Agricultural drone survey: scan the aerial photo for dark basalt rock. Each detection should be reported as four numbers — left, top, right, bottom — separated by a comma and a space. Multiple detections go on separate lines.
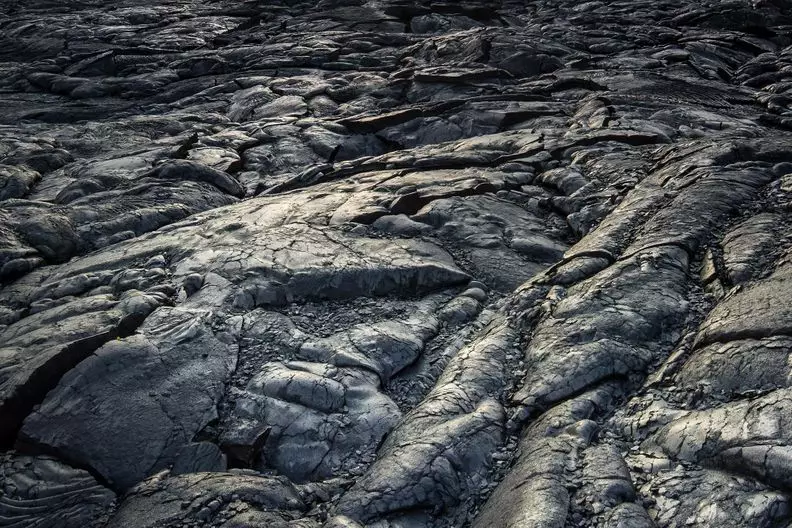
107, 470, 311, 528
1, 0, 792, 526
0, 454, 116, 528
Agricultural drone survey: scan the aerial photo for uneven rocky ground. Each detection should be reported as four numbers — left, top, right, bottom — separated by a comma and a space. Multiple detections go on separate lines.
1, 0, 792, 526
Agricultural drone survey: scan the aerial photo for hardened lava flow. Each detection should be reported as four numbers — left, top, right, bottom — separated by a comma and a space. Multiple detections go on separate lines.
2, 0, 792, 526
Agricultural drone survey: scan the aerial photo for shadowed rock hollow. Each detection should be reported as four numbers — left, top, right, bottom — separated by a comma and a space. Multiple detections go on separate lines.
1, 0, 792, 526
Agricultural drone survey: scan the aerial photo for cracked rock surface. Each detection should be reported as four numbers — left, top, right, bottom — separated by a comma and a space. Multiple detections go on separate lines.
1, 0, 792, 526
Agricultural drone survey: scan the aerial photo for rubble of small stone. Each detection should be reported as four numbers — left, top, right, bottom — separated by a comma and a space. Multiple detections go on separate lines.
1, 0, 792, 526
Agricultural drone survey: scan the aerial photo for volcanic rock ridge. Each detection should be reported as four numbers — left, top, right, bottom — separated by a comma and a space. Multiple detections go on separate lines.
2, 0, 792, 527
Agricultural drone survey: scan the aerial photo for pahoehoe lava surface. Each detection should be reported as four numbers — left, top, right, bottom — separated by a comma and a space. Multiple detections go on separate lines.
1, 0, 792, 526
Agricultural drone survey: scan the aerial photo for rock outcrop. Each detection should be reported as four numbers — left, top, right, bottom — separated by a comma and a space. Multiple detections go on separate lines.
1, 0, 792, 526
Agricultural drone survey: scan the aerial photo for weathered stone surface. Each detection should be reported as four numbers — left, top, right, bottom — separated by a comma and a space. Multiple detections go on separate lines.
0, 454, 115, 528
1, 0, 792, 526
0, 289, 163, 446
18, 307, 239, 491
107, 471, 310, 528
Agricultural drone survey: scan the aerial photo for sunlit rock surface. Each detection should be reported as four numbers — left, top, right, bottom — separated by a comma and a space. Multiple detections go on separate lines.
1, 0, 792, 526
